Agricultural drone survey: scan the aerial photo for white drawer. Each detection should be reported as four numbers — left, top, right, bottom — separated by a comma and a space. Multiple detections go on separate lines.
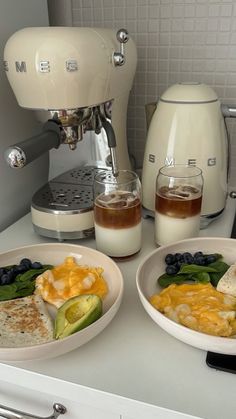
0, 380, 119, 419
0, 363, 203, 419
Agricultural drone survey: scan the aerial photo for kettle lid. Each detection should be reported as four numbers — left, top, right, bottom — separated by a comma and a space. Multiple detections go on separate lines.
160, 82, 218, 103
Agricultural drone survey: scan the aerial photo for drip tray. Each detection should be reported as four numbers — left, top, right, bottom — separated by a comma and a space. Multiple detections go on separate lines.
31, 166, 105, 240
32, 166, 102, 214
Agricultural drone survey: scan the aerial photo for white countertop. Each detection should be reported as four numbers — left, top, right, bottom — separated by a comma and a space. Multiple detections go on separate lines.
0, 197, 236, 419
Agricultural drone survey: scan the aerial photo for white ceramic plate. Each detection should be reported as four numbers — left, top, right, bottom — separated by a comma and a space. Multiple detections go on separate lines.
136, 237, 236, 355
0, 243, 123, 361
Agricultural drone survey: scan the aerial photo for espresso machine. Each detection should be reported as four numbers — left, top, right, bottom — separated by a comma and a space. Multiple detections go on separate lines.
3, 26, 137, 240
142, 83, 236, 228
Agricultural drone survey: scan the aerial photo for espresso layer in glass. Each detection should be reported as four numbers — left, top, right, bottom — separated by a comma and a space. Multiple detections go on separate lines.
94, 191, 141, 228
155, 185, 202, 218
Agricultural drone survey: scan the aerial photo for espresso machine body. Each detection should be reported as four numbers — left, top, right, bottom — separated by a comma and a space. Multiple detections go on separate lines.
3, 26, 137, 239
142, 83, 229, 227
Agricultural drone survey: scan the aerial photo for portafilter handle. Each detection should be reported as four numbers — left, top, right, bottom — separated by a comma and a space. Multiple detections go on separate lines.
221, 104, 236, 118
4, 121, 61, 169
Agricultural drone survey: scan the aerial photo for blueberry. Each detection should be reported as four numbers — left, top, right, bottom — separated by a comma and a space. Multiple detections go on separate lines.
183, 252, 194, 264
0, 273, 13, 285
0, 268, 6, 277
194, 255, 206, 266
15, 264, 27, 274
11, 266, 20, 275
193, 251, 203, 258
20, 258, 32, 269
183, 252, 192, 258
175, 261, 182, 270
166, 265, 178, 275
165, 254, 176, 265
174, 253, 184, 263
7, 269, 15, 281
31, 262, 42, 269
205, 254, 217, 264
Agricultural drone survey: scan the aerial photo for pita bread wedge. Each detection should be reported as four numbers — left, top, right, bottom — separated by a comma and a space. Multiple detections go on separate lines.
217, 263, 236, 297
0, 295, 54, 347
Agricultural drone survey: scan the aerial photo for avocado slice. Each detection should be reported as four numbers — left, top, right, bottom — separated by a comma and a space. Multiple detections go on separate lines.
54, 294, 102, 339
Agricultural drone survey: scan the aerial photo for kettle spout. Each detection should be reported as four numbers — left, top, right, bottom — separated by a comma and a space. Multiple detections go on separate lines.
221, 104, 236, 118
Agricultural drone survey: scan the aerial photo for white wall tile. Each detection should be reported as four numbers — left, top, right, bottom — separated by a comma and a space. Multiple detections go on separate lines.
209, 4, 220, 17
172, 4, 184, 18
220, 4, 233, 17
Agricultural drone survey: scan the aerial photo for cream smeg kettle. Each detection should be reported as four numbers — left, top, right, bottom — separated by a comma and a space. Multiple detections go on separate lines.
142, 82, 235, 227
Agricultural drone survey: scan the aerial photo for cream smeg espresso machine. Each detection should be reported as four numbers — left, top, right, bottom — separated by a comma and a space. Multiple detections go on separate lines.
3, 27, 137, 240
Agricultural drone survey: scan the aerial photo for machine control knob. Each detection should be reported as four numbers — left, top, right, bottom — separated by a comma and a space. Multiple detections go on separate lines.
113, 28, 129, 67
113, 52, 125, 66
5, 147, 26, 168
116, 28, 129, 44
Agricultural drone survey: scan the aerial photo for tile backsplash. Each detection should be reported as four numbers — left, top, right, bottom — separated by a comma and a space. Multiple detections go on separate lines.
48, 0, 236, 185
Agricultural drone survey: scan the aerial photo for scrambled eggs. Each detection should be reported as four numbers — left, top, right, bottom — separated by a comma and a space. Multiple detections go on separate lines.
35, 256, 108, 308
150, 283, 236, 337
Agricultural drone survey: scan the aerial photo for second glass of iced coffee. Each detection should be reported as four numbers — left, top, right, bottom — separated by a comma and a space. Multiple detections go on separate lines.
93, 170, 142, 258
155, 165, 203, 246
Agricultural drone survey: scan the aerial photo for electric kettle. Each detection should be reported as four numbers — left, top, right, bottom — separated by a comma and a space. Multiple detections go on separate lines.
142, 82, 235, 227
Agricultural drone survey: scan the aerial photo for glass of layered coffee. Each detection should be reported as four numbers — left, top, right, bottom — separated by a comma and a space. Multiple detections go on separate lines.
155, 165, 203, 246
94, 170, 142, 258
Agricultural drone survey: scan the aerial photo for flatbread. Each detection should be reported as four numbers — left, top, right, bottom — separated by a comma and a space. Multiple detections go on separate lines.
0, 295, 54, 347
217, 264, 236, 297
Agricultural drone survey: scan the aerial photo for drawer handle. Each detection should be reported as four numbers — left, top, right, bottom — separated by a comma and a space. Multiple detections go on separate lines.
0, 402, 66, 419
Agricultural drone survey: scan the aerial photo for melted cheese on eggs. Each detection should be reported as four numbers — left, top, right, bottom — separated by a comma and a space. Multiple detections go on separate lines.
150, 283, 236, 337
35, 256, 108, 308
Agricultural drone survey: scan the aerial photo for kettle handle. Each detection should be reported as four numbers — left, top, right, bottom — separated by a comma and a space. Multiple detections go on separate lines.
145, 102, 158, 130
221, 105, 233, 184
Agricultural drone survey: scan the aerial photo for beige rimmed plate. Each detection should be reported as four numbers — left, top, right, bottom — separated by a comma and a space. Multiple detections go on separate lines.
136, 237, 236, 355
0, 243, 123, 361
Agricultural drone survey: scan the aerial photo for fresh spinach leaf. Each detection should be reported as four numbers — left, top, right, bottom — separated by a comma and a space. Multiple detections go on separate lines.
0, 283, 18, 300
0, 265, 53, 301
212, 253, 223, 261
208, 261, 230, 287
156, 253, 230, 289
158, 274, 187, 288
15, 265, 52, 283
178, 264, 217, 274
13, 281, 35, 299
190, 272, 211, 284
208, 260, 229, 272
0, 281, 35, 301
